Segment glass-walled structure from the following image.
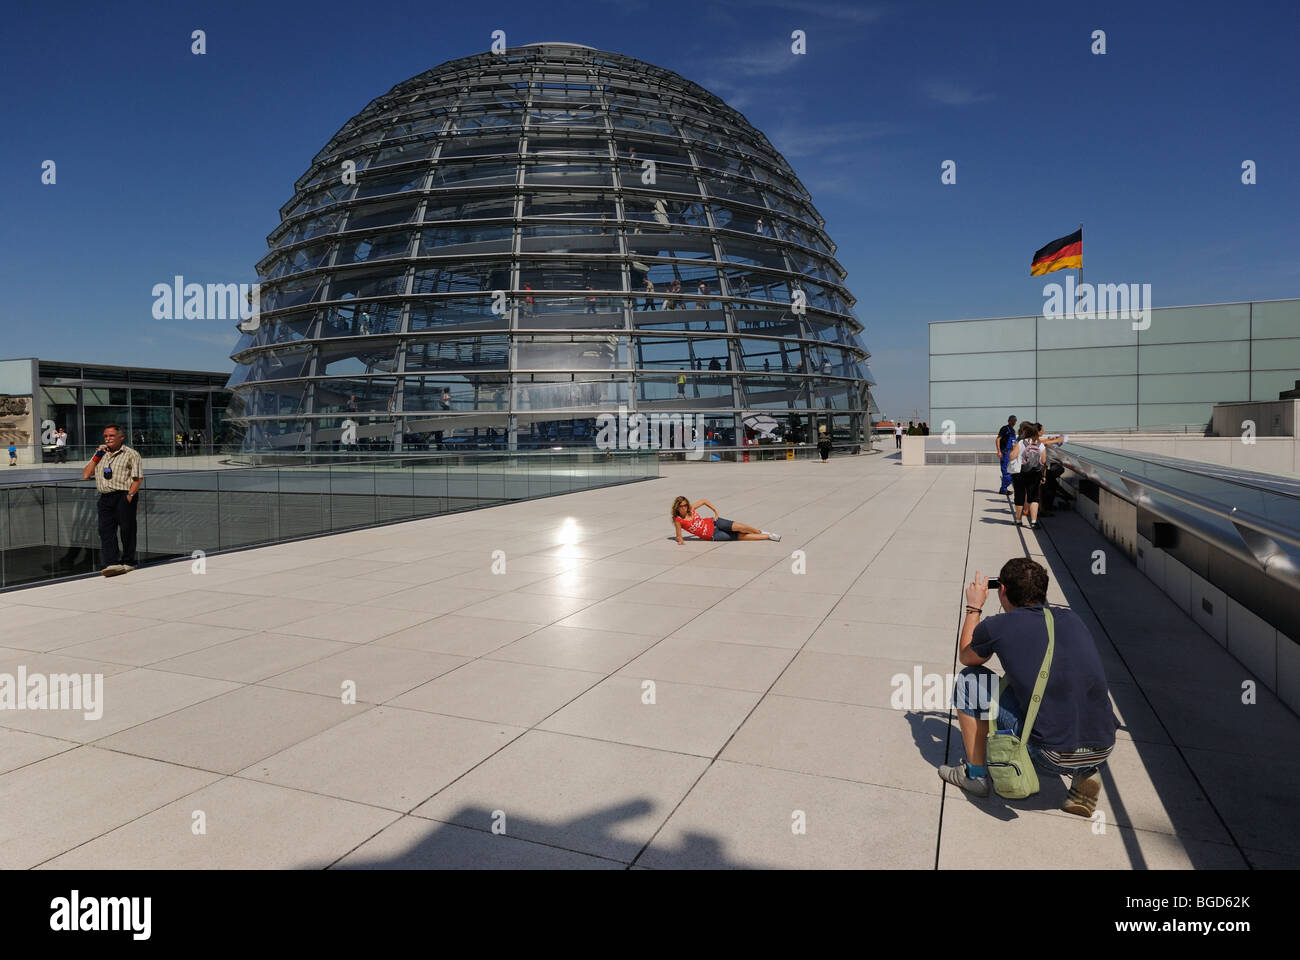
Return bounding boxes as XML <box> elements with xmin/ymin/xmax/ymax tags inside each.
<box><xmin>0</xmin><ymin>357</ymin><xmax>238</xmax><ymax>459</ymax></box>
<box><xmin>929</xmin><ymin>299</ymin><xmax>1300</xmax><ymax>433</ymax></box>
<box><xmin>228</xmin><ymin>42</ymin><xmax>872</xmax><ymax>451</ymax></box>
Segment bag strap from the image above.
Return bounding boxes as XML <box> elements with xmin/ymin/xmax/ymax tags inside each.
<box><xmin>1019</xmin><ymin>607</ymin><xmax>1055</xmax><ymax>741</ymax></box>
<box><xmin>988</xmin><ymin>607</ymin><xmax>1055</xmax><ymax>738</ymax></box>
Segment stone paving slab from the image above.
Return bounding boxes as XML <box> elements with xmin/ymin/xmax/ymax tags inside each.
<box><xmin>2</xmin><ymin>452</ymin><xmax>1295</xmax><ymax>869</ymax></box>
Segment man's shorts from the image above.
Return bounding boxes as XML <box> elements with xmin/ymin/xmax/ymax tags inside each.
<box><xmin>952</xmin><ymin>665</ymin><xmax>1112</xmax><ymax>778</ymax></box>
<box><xmin>711</xmin><ymin>517</ymin><xmax>737</xmax><ymax>541</ymax></box>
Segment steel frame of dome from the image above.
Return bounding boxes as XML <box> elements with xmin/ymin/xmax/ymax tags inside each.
<box><xmin>227</xmin><ymin>43</ymin><xmax>874</xmax><ymax>452</ymax></box>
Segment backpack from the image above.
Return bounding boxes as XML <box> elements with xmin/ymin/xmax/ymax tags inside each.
<box><xmin>1020</xmin><ymin>441</ymin><xmax>1042</xmax><ymax>472</ymax></box>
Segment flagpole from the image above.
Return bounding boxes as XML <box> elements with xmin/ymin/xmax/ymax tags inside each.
<box><xmin>1078</xmin><ymin>220</ymin><xmax>1084</xmax><ymax>304</ymax></box>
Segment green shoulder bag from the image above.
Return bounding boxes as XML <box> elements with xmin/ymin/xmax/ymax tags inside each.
<box><xmin>985</xmin><ymin>607</ymin><xmax>1055</xmax><ymax>799</ymax></box>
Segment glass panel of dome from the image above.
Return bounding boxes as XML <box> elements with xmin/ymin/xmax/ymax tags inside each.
<box><xmin>694</xmin><ymin>149</ymin><xmax>744</xmax><ymax>175</ymax></box>
<box><xmin>329</xmin><ymin>269</ymin><xmax>407</xmax><ymax>300</ymax></box>
<box><xmin>625</xmin><ymin>229</ymin><xmax>716</xmax><ymax>260</ymax></box>
<box><xmin>516</xmin><ymin>335</ymin><xmax>626</xmax><ymax>370</ymax></box>
<box><xmin>317</xmin><ymin>338</ymin><xmax>400</xmax><ymax>376</ymax></box>
<box><xmin>719</xmin><ymin>237</ymin><xmax>788</xmax><ymax>269</ymax></box>
<box><xmin>516</xmin><ymin>258</ymin><xmax>625</xmax><ymax>291</ymax></box>
<box><xmin>632</xmin><ymin>313</ymin><xmax>716</xmax><ymax>333</ymax></box>
<box><xmin>706</xmin><ymin>177</ymin><xmax>764</xmax><ymax>206</ymax></box>
<box><xmin>522</xmin><ymin>192</ymin><xmax>617</xmax><ymax>218</ymax></box>
<box><xmin>404</xmin><ymin>336</ymin><xmax>509</xmax><ymax>371</ymax></box>
<box><xmin>421</xmin><ymin>224</ymin><xmax>513</xmax><ymax>254</ymax></box>
<box><xmin>355</xmin><ymin>170</ymin><xmax>424</xmax><ymax>198</ymax></box>
<box><xmin>253</xmin><ymin>311</ymin><xmax>319</xmax><ymax>348</ymax></box>
<box><xmin>409</xmin><ymin>298</ymin><xmax>507</xmax><ymax>332</ymax></box>
<box><xmin>424</xmin><ymin>196</ymin><xmax>515</xmax><ymax>222</ymax></box>
<box><xmin>338</xmin><ymin>231</ymin><xmax>413</xmax><ymax>264</ymax></box>
<box><xmin>622</xmin><ymin>194</ymin><xmax>700</xmax><ymax>225</ymax></box>
<box><xmin>249</xmin><ymin>347</ymin><xmax>311</xmax><ymax>382</ymax></box>
<box><xmin>270</xmin><ymin>242</ymin><xmax>334</xmax><ymax>279</ymax></box>
<box><xmin>413</xmin><ymin>262</ymin><xmax>508</xmax><ymax>294</ymax></box>
<box><xmin>518</xmin><ymin>299</ymin><xmax>625</xmax><ymax>330</ymax></box>
<box><xmin>319</xmin><ymin>301</ymin><xmax>401</xmax><ymax>337</ymax></box>
<box><xmin>520</xmin><ymin>223</ymin><xmax>619</xmax><ymax>255</ymax></box>
<box><xmin>527</xmin><ymin>135</ymin><xmax>610</xmax><ymax>157</ymax></box>
<box><xmin>263</xmin><ymin>275</ymin><xmax>326</xmax><ymax>311</ymax></box>
<box><xmin>527</xmin><ymin>161</ymin><xmax>614</xmax><ymax>186</ymax></box>
<box><xmin>431</xmin><ymin>159</ymin><xmax>516</xmax><ymax>187</ymax></box>
<box><xmin>345</xmin><ymin>200</ymin><xmax>419</xmax><ymax>230</ymax></box>
<box><xmin>371</xmin><ymin>142</ymin><xmax>433</xmax><ymax>168</ymax></box>
<box><xmin>439</xmin><ymin>135</ymin><xmax>519</xmax><ymax>159</ymax></box>
<box><xmin>637</xmin><ymin>375</ymin><xmax>732</xmax><ymax>404</ymax></box>
<box><xmin>619</xmin><ymin>167</ymin><xmax>698</xmax><ymax>194</ymax></box>
<box><xmin>617</xmin><ymin>140</ymin><xmax>690</xmax><ymax>165</ymax></box>
<box><xmin>451</xmin><ymin>111</ymin><xmax>520</xmax><ymax>134</ymax></box>
<box><xmin>515</xmin><ymin>375</ymin><xmax>628</xmax><ymax>410</ymax></box>
<box><xmin>400</xmin><ymin>375</ymin><xmax>479</xmax><ymax>411</ymax></box>
<box><xmin>314</xmin><ymin>377</ymin><xmax>399</xmax><ymax>414</ymax></box>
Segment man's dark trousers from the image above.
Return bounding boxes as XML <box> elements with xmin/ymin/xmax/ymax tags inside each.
<box><xmin>998</xmin><ymin>437</ymin><xmax>1014</xmax><ymax>492</ymax></box>
<box><xmin>97</xmin><ymin>491</ymin><xmax>138</xmax><ymax>566</ymax></box>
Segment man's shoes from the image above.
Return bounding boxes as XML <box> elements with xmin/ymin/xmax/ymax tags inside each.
<box><xmin>101</xmin><ymin>564</ymin><xmax>126</xmax><ymax>577</ymax></box>
<box><xmin>938</xmin><ymin>763</ymin><xmax>990</xmax><ymax>798</ymax></box>
<box><xmin>120</xmin><ymin>564</ymin><xmax>135</xmax><ymax>574</ymax></box>
<box><xmin>1061</xmin><ymin>771</ymin><xmax>1102</xmax><ymax>817</ymax></box>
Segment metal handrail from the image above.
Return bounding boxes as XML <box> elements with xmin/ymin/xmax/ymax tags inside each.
<box><xmin>1053</xmin><ymin>444</ymin><xmax>1300</xmax><ymax>589</ymax></box>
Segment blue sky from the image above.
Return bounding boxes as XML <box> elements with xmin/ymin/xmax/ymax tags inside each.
<box><xmin>2</xmin><ymin>0</ymin><xmax>1296</xmax><ymax>420</ymax></box>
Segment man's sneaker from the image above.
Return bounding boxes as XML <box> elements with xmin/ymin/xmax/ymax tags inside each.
<box><xmin>768</xmin><ymin>532</ymin><xmax>782</xmax><ymax>542</ymax></box>
<box><xmin>938</xmin><ymin>763</ymin><xmax>990</xmax><ymax>798</ymax></box>
<box><xmin>120</xmin><ymin>564</ymin><xmax>135</xmax><ymax>574</ymax></box>
<box><xmin>101</xmin><ymin>564</ymin><xmax>126</xmax><ymax>577</ymax></box>
<box><xmin>1062</xmin><ymin>772</ymin><xmax>1101</xmax><ymax>817</ymax></box>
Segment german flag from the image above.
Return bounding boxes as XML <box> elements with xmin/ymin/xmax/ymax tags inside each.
<box><xmin>1030</xmin><ymin>228</ymin><xmax>1082</xmax><ymax>276</ymax></box>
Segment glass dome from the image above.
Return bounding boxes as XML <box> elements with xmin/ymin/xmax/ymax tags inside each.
<box><xmin>227</xmin><ymin>42</ymin><xmax>873</xmax><ymax>451</ymax></box>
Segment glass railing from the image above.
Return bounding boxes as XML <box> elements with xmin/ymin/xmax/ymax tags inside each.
<box><xmin>0</xmin><ymin>449</ymin><xmax>658</xmax><ymax>590</ymax></box>
<box><xmin>3</xmin><ymin>443</ymin><xmax>242</xmax><ymax>474</ymax></box>
<box><xmin>1055</xmin><ymin>442</ymin><xmax>1300</xmax><ymax>589</ymax></box>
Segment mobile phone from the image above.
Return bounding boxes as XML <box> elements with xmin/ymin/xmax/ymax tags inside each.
<box><xmin>987</xmin><ymin>578</ymin><xmax>1000</xmax><ymax>590</ymax></box>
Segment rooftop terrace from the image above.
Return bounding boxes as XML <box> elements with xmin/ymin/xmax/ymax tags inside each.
<box><xmin>2</xmin><ymin>452</ymin><xmax>1296</xmax><ymax>868</ymax></box>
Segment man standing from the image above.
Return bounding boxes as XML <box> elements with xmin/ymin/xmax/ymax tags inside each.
<box><xmin>893</xmin><ymin>422</ymin><xmax>903</xmax><ymax>449</ymax></box>
<box><xmin>995</xmin><ymin>415</ymin><xmax>1018</xmax><ymax>495</ymax></box>
<box><xmin>82</xmin><ymin>424</ymin><xmax>143</xmax><ymax>576</ymax></box>
<box><xmin>55</xmin><ymin>427</ymin><xmax>68</xmax><ymax>462</ymax></box>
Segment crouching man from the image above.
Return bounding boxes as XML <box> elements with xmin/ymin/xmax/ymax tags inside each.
<box><xmin>939</xmin><ymin>557</ymin><xmax>1119</xmax><ymax>817</ymax></box>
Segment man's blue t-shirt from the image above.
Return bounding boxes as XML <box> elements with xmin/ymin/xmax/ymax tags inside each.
<box><xmin>971</xmin><ymin>605</ymin><xmax>1118</xmax><ymax>751</ymax></box>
